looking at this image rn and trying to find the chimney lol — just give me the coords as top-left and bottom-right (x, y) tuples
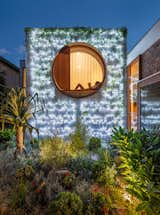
(20, 60), (26, 89)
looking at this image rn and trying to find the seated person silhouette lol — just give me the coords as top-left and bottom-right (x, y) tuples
(75, 83), (85, 90)
(88, 81), (101, 90)
(75, 81), (101, 90)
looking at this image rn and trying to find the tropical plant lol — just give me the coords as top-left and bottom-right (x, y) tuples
(0, 88), (42, 153)
(111, 127), (160, 215)
(48, 192), (83, 215)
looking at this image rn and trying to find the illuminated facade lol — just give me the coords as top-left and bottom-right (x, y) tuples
(26, 27), (126, 140)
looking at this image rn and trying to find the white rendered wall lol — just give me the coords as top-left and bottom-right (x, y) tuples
(26, 27), (126, 141)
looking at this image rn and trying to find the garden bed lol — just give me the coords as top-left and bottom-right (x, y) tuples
(0, 126), (158, 214)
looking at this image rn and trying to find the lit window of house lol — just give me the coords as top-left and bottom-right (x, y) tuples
(127, 57), (140, 130)
(52, 43), (106, 98)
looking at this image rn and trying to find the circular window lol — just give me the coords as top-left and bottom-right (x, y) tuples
(52, 43), (106, 98)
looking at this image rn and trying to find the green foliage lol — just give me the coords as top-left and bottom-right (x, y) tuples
(67, 149), (116, 185)
(111, 127), (160, 215)
(0, 129), (15, 142)
(97, 164), (117, 186)
(0, 129), (15, 150)
(16, 165), (35, 181)
(48, 192), (83, 215)
(31, 138), (39, 149)
(95, 149), (117, 186)
(69, 122), (87, 152)
(67, 156), (98, 181)
(10, 181), (28, 209)
(85, 192), (109, 215)
(40, 137), (76, 168)
(88, 137), (101, 152)
(60, 172), (76, 190)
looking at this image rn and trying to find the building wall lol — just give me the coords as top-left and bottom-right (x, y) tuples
(141, 38), (160, 79)
(127, 19), (160, 65)
(0, 61), (19, 88)
(26, 27), (126, 141)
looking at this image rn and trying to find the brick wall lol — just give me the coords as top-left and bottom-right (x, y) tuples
(141, 38), (160, 79)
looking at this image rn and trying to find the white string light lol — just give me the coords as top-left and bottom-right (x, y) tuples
(26, 28), (126, 141)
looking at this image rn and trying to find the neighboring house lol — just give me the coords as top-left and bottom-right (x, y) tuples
(127, 19), (160, 131)
(0, 56), (20, 89)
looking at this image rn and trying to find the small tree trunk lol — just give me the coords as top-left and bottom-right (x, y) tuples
(16, 126), (24, 153)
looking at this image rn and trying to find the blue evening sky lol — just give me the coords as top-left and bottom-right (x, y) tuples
(0, 0), (160, 66)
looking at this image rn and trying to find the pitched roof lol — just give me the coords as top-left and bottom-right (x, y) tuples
(0, 56), (19, 72)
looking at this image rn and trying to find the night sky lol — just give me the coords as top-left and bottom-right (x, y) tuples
(0, 0), (160, 66)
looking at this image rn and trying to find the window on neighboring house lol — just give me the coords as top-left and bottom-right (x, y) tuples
(141, 82), (160, 131)
(52, 43), (106, 98)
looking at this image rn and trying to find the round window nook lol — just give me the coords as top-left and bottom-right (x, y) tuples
(52, 43), (106, 98)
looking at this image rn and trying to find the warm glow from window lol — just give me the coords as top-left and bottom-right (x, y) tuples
(70, 48), (103, 90)
(128, 58), (139, 130)
(52, 43), (106, 98)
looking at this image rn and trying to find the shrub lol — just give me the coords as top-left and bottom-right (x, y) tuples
(10, 181), (28, 209)
(45, 169), (64, 200)
(69, 122), (87, 152)
(75, 179), (91, 202)
(95, 149), (117, 186)
(68, 149), (116, 184)
(111, 127), (160, 215)
(96, 165), (117, 186)
(40, 137), (75, 168)
(33, 181), (47, 205)
(60, 172), (76, 190)
(30, 169), (49, 205)
(48, 192), (83, 215)
(16, 165), (35, 181)
(85, 192), (109, 215)
(88, 137), (101, 152)
(0, 129), (15, 150)
(67, 156), (96, 181)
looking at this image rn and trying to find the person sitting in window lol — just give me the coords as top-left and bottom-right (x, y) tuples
(75, 83), (85, 90)
(88, 81), (101, 90)
(75, 81), (101, 90)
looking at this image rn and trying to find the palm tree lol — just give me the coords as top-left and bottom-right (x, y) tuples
(0, 88), (43, 153)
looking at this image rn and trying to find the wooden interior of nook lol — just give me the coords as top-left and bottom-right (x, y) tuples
(52, 43), (105, 98)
